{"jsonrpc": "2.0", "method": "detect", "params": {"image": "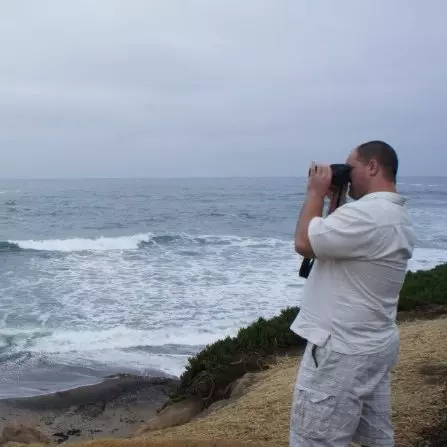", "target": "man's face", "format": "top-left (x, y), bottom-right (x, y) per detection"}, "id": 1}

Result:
top-left (346, 148), bottom-right (369, 200)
